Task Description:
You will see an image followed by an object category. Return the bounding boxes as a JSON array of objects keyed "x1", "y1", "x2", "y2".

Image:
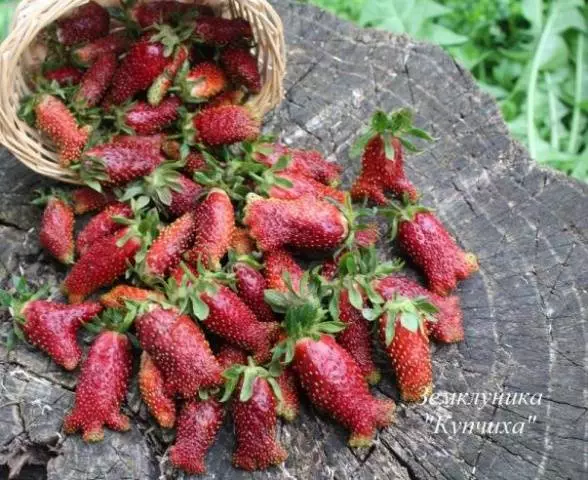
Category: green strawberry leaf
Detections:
[
  {"x1": 239, "y1": 368, "x2": 257, "y2": 402},
  {"x1": 400, "y1": 311, "x2": 420, "y2": 332},
  {"x1": 347, "y1": 284, "x2": 364, "y2": 310},
  {"x1": 190, "y1": 295, "x2": 209, "y2": 321},
  {"x1": 384, "y1": 311, "x2": 396, "y2": 346}
]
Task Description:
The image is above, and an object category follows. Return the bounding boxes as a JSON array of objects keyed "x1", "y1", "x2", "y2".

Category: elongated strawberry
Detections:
[
  {"x1": 74, "y1": 52, "x2": 118, "y2": 108},
  {"x1": 100, "y1": 284, "x2": 165, "y2": 309},
  {"x1": 184, "y1": 189, "x2": 234, "y2": 269},
  {"x1": 216, "y1": 343, "x2": 248, "y2": 369},
  {"x1": 279, "y1": 305, "x2": 394, "y2": 447},
  {"x1": 244, "y1": 194, "x2": 348, "y2": 251},
  {"x1": 220, "y1": 46, "x2": 261, "y2": 93},
  {"x1": 276, "y1": 367, "x2": 299, "y2": 421},
  {"x1": 169, "y1": 398, "x2": 224, "y2": 475},
  {"x1": 71, "y1": 187, "x2": 115, "y2": 215},
  {"x1": 373, "y1": 275, "x2": 463, "y2": 343},
  {"x1": 381, "y1": 202, "x2": 478, "y2": 296},
  {"x1": 44, "y1": 66, "x2": 83, "y2": 86},
  {"x1": 33, "y1": 94, "x2": 89, "y2": 166},
  {"x1": 116, "y1": 96, "x2": 181, "y2": 135},
  {"x1": 72, "y1": 32, "x2": 130, "y2": 67},
  {"x1": 234, "y1": 262, "x2": 279, "y2": 323},
  {"x1": 135, "y1": 306, "x2": 223, "y2": 398},
  {"x1": 258, "y1": 171, "x2": 345, "y2": 203},
  {"x1": 111, "y1": 134, "x2": 164, "y2": 153},
  {"x1": 192, "y1": 105, "x2": 260, "y2": 146},
  {"x1": 142, "y1": 212, "x2": 196, "y2": 279},
  {"x1": 263, "y1": 249, "x2": 303, "y2": 292},
  {"x1": 39, "y1": 196, "x2": 74, "y2": 264},
  {"x1": 148, "y1": 45, "x2": 189, "y2": 106},
  {"x1": 131, "y1": 1, "x2": 213, "y2": 28},
  {"x1": 229, "y1": 227, "x2": 255, "y2": 255},
  {"x1": 139, "y1": 352, "x2": 176, "y2": 428},
  {"x1": 56, "y1": 1, "x2": 110, "y2": 46},
  {"x1": 179, "y1": 61, "x2": 227, "y2": 102},
  {"x1": 351, "y1": 109, "x2": 433, "y2": 204},
  {"x1": 193, "y1": 17, "x2": 253, "y2": 45},
  {"x1": 252, "y1": 143, "x2": 341, "y2": 185},
  {"x1": 336, "y1": 290, "x2": 380, "y2": 385},
  {"x1": 64, "y1": 330, "x2": 132, "y2": 442},
  {"x1": 75, "y1": 202, "x2": 133, "y2": 257}
]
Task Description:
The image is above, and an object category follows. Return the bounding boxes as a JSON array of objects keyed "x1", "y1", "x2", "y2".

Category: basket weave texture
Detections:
[{"x1": 0, "y1": 0, "x2": 286, "y2": 184}]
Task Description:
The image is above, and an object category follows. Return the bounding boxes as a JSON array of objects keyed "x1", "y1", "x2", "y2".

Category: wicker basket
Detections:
[{"x1": 0, "y1": 0, "x2": 286, "y2": 184}]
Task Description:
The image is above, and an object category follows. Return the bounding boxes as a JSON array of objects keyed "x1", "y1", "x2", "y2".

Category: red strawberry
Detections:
[
  {"x1": 116, "y1": 96, "x2": 182, "y2": 135},
  {"x1": 320, "y1": 258, "x2": 338, "y2": 281},
  {"x1": 244, "y1": 194, "x2": 348, "y2": 251},
  {"x1": 382, "y1": 202, "x2": 478, "y2": 296},
  {"x1": 132, "y1": 1, "x2": 213, "y2": 28},
  {"x1": 351, "y1": 109, "x2": 433, "y2": 204},
  {"x1": 193, "y1": 17, "x2": 253, "y2": 45},
  {"x1": 143, "y1": 212, "x2": 196, "y2": 279},
  {"x1": 193, "y1": 105, "x2": 260, "y2": 146},
  {"x1": 100, "y1": 284, "x2": 165, "y2": 309},
  {"x1": 169, "y1": 398, "x2": 224, "y2": 475},
  {"x1": 159, "y1": 141, "x2": 207, "y2": 176},
  {"x1": 34, "y1": 94, "x2": 89, "y2": 166},
  {"x1": 220, "y1": 46, "x2": 261, "y2": 93},
  {"x1": 63, "y1": 331, "x2": 132, "y2": 442},
  {"x1": 75, "y1": 202, "x2": 133, "y2": 257},
  {"x1": 263, "y1": 249, "x2": 303, "y2": 292},
  {"x1": 71, "y1": 187, "x2": 115, "y2": 215},
  {"x1": 71, "y1": 32, "x2": 130, "y2": 67},
  {"x1": 180, "y1": 61, "x2": 227, "y2": 102},
  {"x1": 252, "y1": 143, "x2": 341, "y2": 185},
  {"x1": 206, "y1": 89, "x2": 245, "y2": 109},
  {"x1": 229, "y1": 227, "x2": 255, "y2": 255},
  {"x1": 234, "y1": 262, "x2": 279, "y2": 323},
  {"x1": 139, "y1": 351, "x2": 176, "y2": 428},
  {"x1": 74, "y1": 52, "x2": 118, "y2": 108},
  {"x1": 355, "y1": 223, "x2": 380, "y2": 248},
  {"x1": 111, "y1": 133, "x2": 164, "y2": 153},
  {"x1": 373, "y1": 275, "x2": 464, "y2": 343},
  {"x1": 276, "y1": 367, "x2": 299, "y2": 421},
  {"x1": 184, "y1": 189, "x2": 234, "y2": 270},
  {"x1": 6, "y1": 293, "x2": 102, "y2": 370},
  {"x1": 260, "y1": 171, "x2": 345, "y2": 203},
  {"x1": 216, "y1": 343, "x2": 248, "y2": 369},
  {"x1": 39, "y1": 196, "x2": 74, "y2": 264},
  {"x1": 81, "y1": 140, "x2": 164, "y2": 186},
  {"x1": 148, "y1": 45, "x2": 189, "y2": 106},
  {"x1": 56, "y1": 1, "x2": 110, "y2": 46},
  {"x1": 44, "y1": 66, "x2": 83, "y2": 86},
  {"x1": 63, "y1": 227, "x2": 143, "y2": 303},
  {"x1": 336, "y1": 290, "x2": 380, "y2": 385},
  {"x1": 135, "y1": 306, "x2": 223, "y2": 398}
]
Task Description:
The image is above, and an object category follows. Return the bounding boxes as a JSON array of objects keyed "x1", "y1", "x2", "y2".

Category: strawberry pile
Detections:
[{"x1": 2, "y1": 2, "x2": 480, "y2": 474}]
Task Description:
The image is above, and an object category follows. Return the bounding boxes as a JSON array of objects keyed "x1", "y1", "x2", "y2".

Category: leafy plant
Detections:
[{"x1": 0, "y1": 1, "x2": 16, "y2": 41}]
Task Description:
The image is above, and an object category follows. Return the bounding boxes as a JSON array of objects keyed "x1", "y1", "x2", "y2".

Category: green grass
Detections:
[{"x1": 307, "y1": 0, "x2": 588, "y2": 180}]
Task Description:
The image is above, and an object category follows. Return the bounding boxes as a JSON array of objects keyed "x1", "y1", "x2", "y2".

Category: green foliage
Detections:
[
  {"x1": 307, "y1": 0, "x2": 588, "y2": 180},
  {"x1": 0, "y1": 1, "x2": 16, "y2": 41}
]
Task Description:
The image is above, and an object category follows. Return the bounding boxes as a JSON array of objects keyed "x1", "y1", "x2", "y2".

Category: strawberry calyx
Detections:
[
  {"x1": 331, "y1": 194, "x2": 376, "y2": 253},
  {"x1": 377, "y1": 198, "x2": 433, "y2": 240},
  {"x1": 150, "y1": 23, "x2": 194, "y2": 58},
  {"x1": 31, "y1": 187, "x2": 72, "y2": 207},
  {"x1": 220, "y1": 356, "x2": 282, "y2": 403},
  {"x1": 18, "y1": 80, "x2": 74, "y2": 127}
]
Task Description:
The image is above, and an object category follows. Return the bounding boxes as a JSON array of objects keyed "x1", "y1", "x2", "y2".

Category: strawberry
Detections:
[
  {"x1": 142, "y1": 212, "x2": 196, "y2": 279},
  {"x1": 350, "y1": 109, "x2": 433, "y2": 204},
  {"x1": 229, "y1": 227, "x2": 255, "y2": 255},
  {"x1": 135, "y1": 306, "x2": 223, "y2": 398},
  {"x1": 251, "y1": 142, "x2": 341, "y2": 185},
  {"x1": 74, "y1": 52, "x2": 118, "y2": 108},
  {"x1": 320, "y1": 258, "x2": 338, "y2": 281},
  {"x1": 147, "y1": 45, "x2": 189, "y2": 106},
  {"x1": 71, "y1": 187, "x2": 115, "y2": 215},
  {"x1": 381, "y1": 201, "x2": 478, "y2": 296},
  {"x1": 373, "y1": 275, "x2": 464, "y2": 343},
  {"x1": 277, "y1": 305, "x2": 395, "y2": 447},
  {"x1": 179, "y1": 61, "x2": 227, "y2": 102},
  {"x1": 355, "y1": 223, "x2": 380, "y2": 248},
  {"x1": 44, "y1": 66, "x2": 83, "y2": 86},
  {"x1": 33, "y1": 94, "x2": 90, "y2": 166},
  {"x1": 169, "y1": 398, "x2": 224, "y2": 475},
  {"x1": 263, "y1": 249, "x2": 303, "y2": 292},
  {"x1": 206, "y1": 89, "x2": 245, "y2": 109},
  {"x1": 100, "y1": 284, "x2": 165, "y2": 309},
  {"x1": 276, "y1": 367, "x2": 300, "y2": 421},
  {"x1": 243, "y1": 194, "x2": 348, "y2": 251},
  {"x1": 184, "y1": 151, "x2": 208, "y2": 176},
  {"x1": 184, "y1": 189, "x2": 234, "y2": 270},
  {"x1": 257, "y1": 171, "x2": 346, "y2": 203},
  {"x1": 139, "y1": 352, "x2": 176, "y2": 428},
  {"x1": 75, "y1": 202, "x2": 133, "y2": 257},
  {"x1": 38, "y1": 195, "x2": 75, "y2": 264},
  {"x1": 81, "y1": 139, "x2": 165, "y2": 187},
  {"x1": 222, "y1": 361, "x2": 287, "y2": 470},
  {"x1": 111, "y1": 134, "x2": 164, "y2": 153},
  {"x1": 192, "y1": 105, "x2": 260, "y2": 146},
  {"x1": 131, "y1": 1, "x2": 213, "y2": 28},
  {"x1": 71, "y1": 32, "x2": 130, "y2": 67},
  {"x1": 56, "y1": 1, "x2": 110, "y2": 46},
  {"x1": 193, "y1": 17, "x2": 253, "y2": 46},
  {"x1": 234, "y1": 262, "x2": 279, "y2": 323},
  {"x1": 63, "y1": 330, "x2": 132, "y2": 442},
  {"x1": 115, "y1": 96, "x2": 182, "y2": 135},
  {"x1": 220, "y1": 46, "x2": 261, "y2": 93},
  {"x1": 216, "y1": 343, "x2": 248, "y2": 369}
]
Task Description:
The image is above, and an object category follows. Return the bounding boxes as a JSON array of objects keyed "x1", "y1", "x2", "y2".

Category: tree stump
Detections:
[{"x1": 1, "y1": 1, "x2": 587, "y2": 479}]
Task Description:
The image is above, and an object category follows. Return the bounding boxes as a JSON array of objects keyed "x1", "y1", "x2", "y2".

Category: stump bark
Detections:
[{"x1": 1, "y1": 1, "x2": 587, "y2": 479}]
